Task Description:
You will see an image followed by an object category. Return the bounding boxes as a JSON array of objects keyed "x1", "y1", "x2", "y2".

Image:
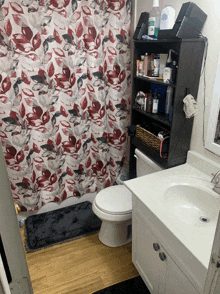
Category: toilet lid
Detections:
[{"x1": 95, "y1": 185, "x2": 132, "y2": 215}]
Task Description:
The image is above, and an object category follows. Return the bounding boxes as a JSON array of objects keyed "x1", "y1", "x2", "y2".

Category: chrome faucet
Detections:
[{"x1": 211, "y1": 170, "x2": 220, "y2": 194}]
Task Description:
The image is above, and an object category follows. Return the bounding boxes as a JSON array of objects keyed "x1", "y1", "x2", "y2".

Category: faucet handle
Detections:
[{"x1": 211, "y1": 170, "x2": 220, "y2": 184}]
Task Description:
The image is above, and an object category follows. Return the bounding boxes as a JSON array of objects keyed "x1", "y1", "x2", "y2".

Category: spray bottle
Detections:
[{"x1": 163, "y1": 49, "x2": 177, "y2": 82}]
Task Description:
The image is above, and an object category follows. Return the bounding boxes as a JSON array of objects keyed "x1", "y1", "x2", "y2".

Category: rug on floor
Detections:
[
  {"x1": 25, "y1": 201, "x2": 102, "y2": 253},
  {"x1": 93, "y1": 276, "x2": 150, "y2": 294}
]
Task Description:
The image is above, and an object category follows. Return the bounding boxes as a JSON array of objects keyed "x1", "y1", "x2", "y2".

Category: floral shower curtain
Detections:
[{"x1": 0, "y1": 0, "x2": 131, "y2": 210}]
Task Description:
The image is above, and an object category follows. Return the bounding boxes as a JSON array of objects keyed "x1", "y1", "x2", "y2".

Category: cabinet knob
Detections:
[
  {"x1": 153, "y1": 243, "x2": 160, "y2": 251},
  {"x1": 159, "y1": 252, "x2": 166, "y2": 261}
]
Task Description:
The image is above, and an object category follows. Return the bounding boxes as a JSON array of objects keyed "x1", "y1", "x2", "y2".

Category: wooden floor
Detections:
[{"x1": 20, "y1": 227, "x2": 139, "y2": 294}]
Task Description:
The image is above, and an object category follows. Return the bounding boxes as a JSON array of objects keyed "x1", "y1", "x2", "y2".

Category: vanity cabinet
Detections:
[
  {"x1": 129, "y1": 38, "x2": 206, "y2": 178},
  {"x1": 133, "y1": 202, "x2": 199, "y2": 294}
]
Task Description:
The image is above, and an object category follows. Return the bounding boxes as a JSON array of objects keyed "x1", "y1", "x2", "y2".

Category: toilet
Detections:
[{"x1": 92, "y1": 149, "x2": 163, "y2": 247}]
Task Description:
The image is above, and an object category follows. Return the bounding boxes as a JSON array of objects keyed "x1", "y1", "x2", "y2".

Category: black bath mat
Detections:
[
  {"x1": 25, "y1": 201, "x2": 101, "y2": 253},
  {"x1": 93, "y1": 276, "x2": 150, "y2": 294}
]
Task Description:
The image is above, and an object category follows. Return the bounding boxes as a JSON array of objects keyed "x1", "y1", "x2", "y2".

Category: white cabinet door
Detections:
[
  {"x1": 163, "y1": 248, "x2": 199, "y2": 294},
  {"x1": 133, "y1": 205, "x2": 199, "y2": 294},
  {"x1": 133, "y1": 209, "x2": 166, "y2": 294}
]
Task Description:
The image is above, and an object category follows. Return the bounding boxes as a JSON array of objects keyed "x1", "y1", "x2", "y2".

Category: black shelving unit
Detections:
[{"x1": 129, "y1": 38, "x2": 206, "y2": 178}]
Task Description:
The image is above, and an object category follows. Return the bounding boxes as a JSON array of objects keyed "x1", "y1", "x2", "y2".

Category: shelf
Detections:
[
  {"x1": 132, "y1": 107, "x2": 171, "y2": 128},
  {"x1": 133, "y1": 38, "x2": 206, "y2": 44},
  {"x1": 134, "y1": 38, "x2": 182, "y2": 44},
  {"x1": 134, "y1": 76, "x2": 176, "y2": 88},
  {"x1": 132, "y1": 137, "x2": 168, "y2": 169},
  {"x1": 130, "y1": 37, "x2": 206, "y2": 174}
]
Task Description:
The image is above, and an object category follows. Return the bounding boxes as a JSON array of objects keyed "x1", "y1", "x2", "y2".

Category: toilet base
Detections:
[{"x1": 98, "y1": 219, "x2": 132, "y2": 247}]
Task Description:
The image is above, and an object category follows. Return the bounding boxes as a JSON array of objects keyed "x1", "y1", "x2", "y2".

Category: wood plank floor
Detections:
[{"x1": 20, "y1": 227, "x2": 139, "y2": 294}]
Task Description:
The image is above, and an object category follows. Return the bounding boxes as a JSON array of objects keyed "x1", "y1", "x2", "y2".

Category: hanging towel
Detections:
[{"x1": 183, "y1": 94, "x2": 198, "y2": 118}]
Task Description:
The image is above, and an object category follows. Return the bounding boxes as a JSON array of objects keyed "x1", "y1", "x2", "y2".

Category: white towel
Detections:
[{"x1": 183, "y1": 94, "x2": 198, "y2": 118}]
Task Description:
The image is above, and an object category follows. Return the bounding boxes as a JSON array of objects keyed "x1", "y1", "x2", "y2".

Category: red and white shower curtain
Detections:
[{"x1": 0, "y1": 0, "x2": 131, "y2": 210}]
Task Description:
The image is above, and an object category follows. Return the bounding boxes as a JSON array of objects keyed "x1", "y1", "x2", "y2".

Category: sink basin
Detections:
[{"x1": 164, "y1": 184, "x2": 220, "y2": 225}]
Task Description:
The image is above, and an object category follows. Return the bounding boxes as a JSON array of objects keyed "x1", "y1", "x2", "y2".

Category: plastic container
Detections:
[
  {"x1": 146, "y1": 90, "x2": 152, "y2": 113},
  {"x1": 152, "y1": 99, "x2": 159, "y2": 113},
  {"x1": 160, "y1": 5, "x2": 175, "y2": 30},
  {"x1": 136, "y1": 60, "x2": 140, "y2": 76},
  {"x1": 171, "y1": 60, "x2": 177, "y2": 83},
  {"x1": 149, "y1": 54, "x2": 154, "y2": 76},
  {"x1": 163, "y1": 67, "x2": 172, "y2": 82},
  {"x1": 148, "y1": 0, "x2": 161, "y2": 38},
  {"x1": 17, "y1": 214, "x2": 26, "y2": 227},
  {"x1": 165, "y1": 86, "x2": 173, "y2": 114},
  {"x1": 139, "y1": 55, "x2": 145, "y2": 76},
  {"x1": 153, "y1": 55, "x2": 160, "y2": 77},
  {"x1": 159, "y1": 53, "x2": 168, "y2": 78},
  {"x1": 144, "y1": 53, "x2": 148, "y2": 76},
  {"x1": 144, "y1": 93, "x2": 148, "y2": 111}
]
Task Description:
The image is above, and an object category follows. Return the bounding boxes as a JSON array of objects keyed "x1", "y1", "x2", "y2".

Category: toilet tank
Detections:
[{"x1": 135, "y1": 149, "x2": 163, "y2": 177}]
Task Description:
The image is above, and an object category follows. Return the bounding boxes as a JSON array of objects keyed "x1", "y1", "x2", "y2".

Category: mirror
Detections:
[{"x1": 205, "y1": 52, "x2": 220, "y2": 155}]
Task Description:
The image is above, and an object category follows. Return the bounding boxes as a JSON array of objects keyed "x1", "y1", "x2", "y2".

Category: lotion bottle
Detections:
[
  {"x1": 144, "y1": 53, "x2": 148, "y2": 76},
  {"x1": 153, "y1": 54, "x2": 160, "y2": 77}
]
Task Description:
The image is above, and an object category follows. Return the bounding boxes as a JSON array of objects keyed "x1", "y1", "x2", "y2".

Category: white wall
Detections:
[{"x1": 132, "y1": 0, "x2": 220, "y2": 164}]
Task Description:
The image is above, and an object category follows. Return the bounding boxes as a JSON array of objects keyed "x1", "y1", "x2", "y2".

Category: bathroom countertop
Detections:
[{"x1": 124, "y1": 160, "x2": 219, "y2": 290}]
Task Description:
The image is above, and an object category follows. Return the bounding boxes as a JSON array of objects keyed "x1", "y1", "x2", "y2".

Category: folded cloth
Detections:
[
  {"x1": 142, "y1": 35, "x2": 157, "y2": 40},
  {"x1": 183, "y1": 94, "x2": 198, "y2": 118}
]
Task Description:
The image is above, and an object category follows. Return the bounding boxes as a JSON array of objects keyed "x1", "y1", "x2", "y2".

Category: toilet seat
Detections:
[{"x1": 95, "y1": 185, "x2": 132, "y2": 215}]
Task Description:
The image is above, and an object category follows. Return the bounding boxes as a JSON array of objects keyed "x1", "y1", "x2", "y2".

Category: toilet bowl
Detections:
[
  {"x1": 92, "y1": 148, "x2": 163, "y2": 247},
  {"x1": 92, "y1": 185, "x2": 132, "y2": 247}
]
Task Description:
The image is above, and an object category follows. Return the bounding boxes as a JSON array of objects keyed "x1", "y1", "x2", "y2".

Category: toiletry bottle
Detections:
[
  {"x1": 139, "y1": 60, "x2": 143, "y2": 76},
  {"x1": 146, "y1": 90, "x2": 152, "y2": 112},
  {"x1": 163, "y1": 49, "x2": 172, "y2": 82},
  {"x1": 144, "y1": 53, "x2": 148, "y2": 76},
  {"x1": 144, "y1": 93, "x2": 148, "y2": 111},
  {"x1": 159, "y1": 53, "x2": 168, "y2": 78},
  {"x1": 165, "y1": 86, "x2": 173, "y2": 114},
  {"x1": 136, "y1": 60, "x2": 140, "y2": 76},
  {"x1": 149, "y1": 53, "x2": 154, "y2": 77},
  {"x1": 139, "y1": 55, "x2": 144, "y2": 76},
  {"x1": 163, "y1": 67, "x2": 172, "y2": 82},
  {"x1": 148, "y1": 0, "x2": 160, "y2": 38},
  {"x1": 160, "y1": 5, "x2": 175, "y2": 30},
  {"x1": 153, "y1": 54, "x2": 160, "y2": 77},
  {"x1": 152, "y1": 90, "x2": 159, "y2": 113},
  {"x1": 163, "y1": 49, "x2": 178, "y2": 82},
  {"x1": 171, "y1": 60, "x2": 177, "y2": 83}
]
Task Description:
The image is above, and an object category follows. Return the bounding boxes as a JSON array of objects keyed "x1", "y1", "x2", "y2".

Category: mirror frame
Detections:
[{"x1": 205, "y1": 52, "x2": 220, "y2": 155}]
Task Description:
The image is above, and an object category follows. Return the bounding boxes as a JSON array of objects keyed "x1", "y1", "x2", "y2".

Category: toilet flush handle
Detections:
[{"x1": 134, "y1": 154, "x2": 139, "y2": 159}]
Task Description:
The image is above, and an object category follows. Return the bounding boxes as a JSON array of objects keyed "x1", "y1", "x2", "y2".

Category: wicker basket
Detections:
[{"x1": 135, "y1": 125, "x2": 163, "y2": 152}]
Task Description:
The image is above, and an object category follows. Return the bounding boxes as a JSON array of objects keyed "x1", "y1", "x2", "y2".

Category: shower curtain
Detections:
[{"x1": 0, "y1": 0, "x2": 131, "y2": 210}]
